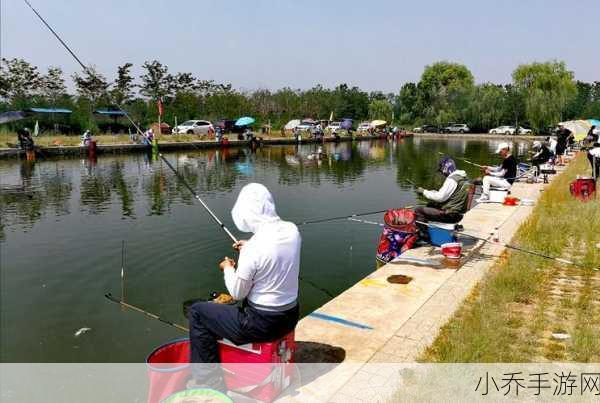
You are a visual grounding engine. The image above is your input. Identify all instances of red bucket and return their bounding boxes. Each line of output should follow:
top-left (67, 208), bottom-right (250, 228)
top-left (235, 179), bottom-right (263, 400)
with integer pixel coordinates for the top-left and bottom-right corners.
top-left (441, 242), bottom-right (462, 259)
top-left (146, 338), bottom-right (191, 403)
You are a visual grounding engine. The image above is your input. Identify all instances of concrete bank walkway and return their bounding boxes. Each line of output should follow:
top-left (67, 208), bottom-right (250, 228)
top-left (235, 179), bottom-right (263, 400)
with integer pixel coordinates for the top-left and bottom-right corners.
top-left (284, 167), bottom-right (565, 402)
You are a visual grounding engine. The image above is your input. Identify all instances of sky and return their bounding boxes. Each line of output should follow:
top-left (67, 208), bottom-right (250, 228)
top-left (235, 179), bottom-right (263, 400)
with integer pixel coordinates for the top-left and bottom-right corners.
top-left (1, 0), bottom-right (599, 93)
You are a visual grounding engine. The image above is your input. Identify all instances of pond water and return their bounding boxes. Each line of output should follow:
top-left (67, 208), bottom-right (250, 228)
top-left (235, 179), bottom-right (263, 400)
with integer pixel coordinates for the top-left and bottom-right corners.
top-left (0, 137), bottom-right (532, 362)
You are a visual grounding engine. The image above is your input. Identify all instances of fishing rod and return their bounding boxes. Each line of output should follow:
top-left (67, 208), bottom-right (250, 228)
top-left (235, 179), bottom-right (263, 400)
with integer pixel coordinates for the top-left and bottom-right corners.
top-left (25, 0), bottom-right (340, 301)
top-left (105, 293), bottom-right (189, 332)
top-left (348, 217), bottom-right (596, 270)
top-left (437, 151), bottom-right (485, 168)
top-left (23, 0), bottom-right (239, 243)
top-left (296, 209), bottom-right (389, 226)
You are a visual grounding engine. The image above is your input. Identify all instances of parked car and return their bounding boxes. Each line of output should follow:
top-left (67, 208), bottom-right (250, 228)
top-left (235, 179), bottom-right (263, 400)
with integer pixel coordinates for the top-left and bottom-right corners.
top-left (172, 120), bottom-right (213, 135)
top-left (357, 122), bottom-right (371, 133)
top-left (296, 121), bottom-right (317, 131)
top-left (441, 123), bottom-right (470, 133)
top-left (327, 121), bottom-right (342, 133)
top-left (413, 125), bottom-right (438, 133)
top-left (488, 125), bottom-right (533, 135)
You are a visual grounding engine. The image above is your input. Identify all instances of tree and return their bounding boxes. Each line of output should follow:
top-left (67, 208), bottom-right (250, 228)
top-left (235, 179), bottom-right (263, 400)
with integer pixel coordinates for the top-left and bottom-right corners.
top-left (467, 83), bottom-right (506, 130)
top-left (512, 61), bottom-right (576, 131)
top-left (110, 63), bottom-right (135, 106)
top-left (396, 83), bottom-right (419, 123)
top-left (417, 61), bottom-right (474, 125)
top-left (139, 60), bottom-right (173, 100)
top-left (72, 67), bottom-right (109, 104)
top-left (368, 99), bottom-right (393, 122)
top-left (40, 67), bottom-right (67, 106)
top-left (0, 58), bottom-right (41, 104)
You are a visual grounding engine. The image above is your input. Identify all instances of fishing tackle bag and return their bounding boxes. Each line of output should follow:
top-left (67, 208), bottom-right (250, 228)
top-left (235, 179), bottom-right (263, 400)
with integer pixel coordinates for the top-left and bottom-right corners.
top-left (376, 208), bottom-right (418, 263)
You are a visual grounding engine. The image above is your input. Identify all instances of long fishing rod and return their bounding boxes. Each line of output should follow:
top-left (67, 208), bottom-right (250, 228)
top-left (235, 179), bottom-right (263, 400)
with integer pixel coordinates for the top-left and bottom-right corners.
top-left (296, 209), bottom-right (389, 226)
top-left (25, 0), bottom-right (339, 300)
top-left (23, 0), bottom-right (239, 243)
top-left (437, 151), bottom-right (485, 168)
top-left (348, 217), bottom-right (596, 270)
top-left (105, 293), bottom-right (189, 332)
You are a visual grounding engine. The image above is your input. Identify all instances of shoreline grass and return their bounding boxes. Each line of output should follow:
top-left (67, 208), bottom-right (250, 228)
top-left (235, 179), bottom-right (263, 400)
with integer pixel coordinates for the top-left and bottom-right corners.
top-left (421, 154), bottom-right (600, 362)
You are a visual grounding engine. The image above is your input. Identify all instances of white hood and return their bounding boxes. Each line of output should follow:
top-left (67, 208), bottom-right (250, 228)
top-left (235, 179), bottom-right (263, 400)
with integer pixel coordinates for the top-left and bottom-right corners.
top-left (231, 183), bottom-right (280, 233)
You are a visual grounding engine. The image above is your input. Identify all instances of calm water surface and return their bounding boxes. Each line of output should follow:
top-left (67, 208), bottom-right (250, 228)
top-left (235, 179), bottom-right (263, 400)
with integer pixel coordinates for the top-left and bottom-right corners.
top-left (0, 137), bottom-right (531, 362)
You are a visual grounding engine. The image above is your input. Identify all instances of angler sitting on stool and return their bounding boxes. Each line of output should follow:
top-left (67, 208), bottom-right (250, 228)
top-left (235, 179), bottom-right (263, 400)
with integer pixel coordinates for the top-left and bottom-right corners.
top-left (476, 142), bottom-right (518, 203)
top-left (188, 183), bottom-right (301, 390)
top-left (414, 156), bottom-right (470, 241)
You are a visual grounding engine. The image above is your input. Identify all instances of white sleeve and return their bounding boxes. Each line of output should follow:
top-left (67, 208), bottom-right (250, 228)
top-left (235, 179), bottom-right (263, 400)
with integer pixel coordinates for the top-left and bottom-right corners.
top-left (423, 178), bottom-right (457, 203)
top-left (223, 267), bottom-right (253, 300)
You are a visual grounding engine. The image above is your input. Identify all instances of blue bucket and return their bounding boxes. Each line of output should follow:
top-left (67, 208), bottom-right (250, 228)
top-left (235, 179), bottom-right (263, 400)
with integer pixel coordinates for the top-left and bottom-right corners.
top-left (427, 223), bottom-right (456, 246)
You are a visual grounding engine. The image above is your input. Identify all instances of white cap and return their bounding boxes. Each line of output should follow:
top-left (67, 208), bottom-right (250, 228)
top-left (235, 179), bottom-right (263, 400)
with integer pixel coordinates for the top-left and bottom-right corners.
top-left (495, 142), bottom-right (510, 154)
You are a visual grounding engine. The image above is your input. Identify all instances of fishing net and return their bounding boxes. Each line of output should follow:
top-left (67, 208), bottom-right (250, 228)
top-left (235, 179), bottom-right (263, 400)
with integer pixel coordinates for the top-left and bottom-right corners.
top-left (376, 208), bottom-right (418, 263)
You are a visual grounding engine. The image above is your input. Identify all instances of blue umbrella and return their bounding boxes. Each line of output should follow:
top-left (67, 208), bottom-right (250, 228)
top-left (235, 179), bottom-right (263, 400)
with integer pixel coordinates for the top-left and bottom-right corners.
top-left (235, 116), bottom-right (255, 126)
top-left (588, 119), bottom-right (600, 127)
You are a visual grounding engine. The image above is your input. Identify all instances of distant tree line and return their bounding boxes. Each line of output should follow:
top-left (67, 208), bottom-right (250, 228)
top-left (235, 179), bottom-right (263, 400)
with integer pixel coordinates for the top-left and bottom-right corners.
top-left (1, 58), bottom-right (598, 134)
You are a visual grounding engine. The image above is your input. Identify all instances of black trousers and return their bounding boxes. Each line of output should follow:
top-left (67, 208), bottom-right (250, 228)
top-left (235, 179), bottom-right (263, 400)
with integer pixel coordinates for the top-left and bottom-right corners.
top-left (189, 301), bottom-right (299, 379)
top-left (588, 152), bottom-right (600, 178)
top-left (414, 206), bottom-right (463, 240)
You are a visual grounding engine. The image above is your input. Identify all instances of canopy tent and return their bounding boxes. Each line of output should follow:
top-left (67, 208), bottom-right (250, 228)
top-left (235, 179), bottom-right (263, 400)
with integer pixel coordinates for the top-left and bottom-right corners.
top-left (235, 116), bottom-right (255, 126)
top-left (558, 119), bottom-right (592, 141)
top-left (28, 107), bottom-right (72, 114)
top-left (93, 109), bottom-right (128, 117)
top-left (284, 119), bottom-right (301, 130)
top-left (371, 120), bottom-right (387, 127)
top-left (0, 111), bottom-right (27, 124)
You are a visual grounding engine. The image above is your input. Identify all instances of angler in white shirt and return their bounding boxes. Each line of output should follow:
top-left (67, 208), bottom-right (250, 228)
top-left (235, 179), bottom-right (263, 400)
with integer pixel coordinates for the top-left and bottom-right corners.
top-left (188, 183), bottom-right (301, 388)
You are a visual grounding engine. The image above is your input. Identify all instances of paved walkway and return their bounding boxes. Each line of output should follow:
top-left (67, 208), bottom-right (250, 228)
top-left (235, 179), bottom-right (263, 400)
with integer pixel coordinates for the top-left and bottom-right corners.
top-left (282, 167), bottom-right (565, 402)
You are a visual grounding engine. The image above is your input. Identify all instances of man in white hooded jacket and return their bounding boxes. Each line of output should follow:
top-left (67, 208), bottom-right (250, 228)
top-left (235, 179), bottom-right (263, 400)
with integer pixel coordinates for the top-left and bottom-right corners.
top-left (188, 183), bottom-right (301, 387)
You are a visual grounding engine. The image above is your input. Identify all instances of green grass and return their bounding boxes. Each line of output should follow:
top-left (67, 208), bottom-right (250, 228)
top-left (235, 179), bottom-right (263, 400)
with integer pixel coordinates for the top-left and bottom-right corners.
top-left (421, 154), bottom-right (600, 363)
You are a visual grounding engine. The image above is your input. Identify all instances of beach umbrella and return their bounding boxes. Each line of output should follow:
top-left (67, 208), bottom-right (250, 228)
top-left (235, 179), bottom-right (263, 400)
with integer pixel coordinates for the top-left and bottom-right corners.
top-left (588, 119), bottom-right (600, 127)
top-left (302, 118), bottom-right (317, 124)
top-left (284, 119), bottom-right (301, 130)
top-left (371, 120), bottom-right (387, 127)
top-left (235, 116), bottom-right (255, 126)
top-left (559, 120), bottom-right (591, 141)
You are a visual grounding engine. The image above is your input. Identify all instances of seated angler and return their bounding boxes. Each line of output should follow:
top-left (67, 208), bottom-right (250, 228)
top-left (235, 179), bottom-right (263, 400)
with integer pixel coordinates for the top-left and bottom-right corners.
top-left (476, 142), bottom-right (518, 203)
top-left (415, 156), bottom-right (470, 241)
top-left (530, 140), bottom-right (551, 170)
top-left (188, 183), bottom-right (301, 390)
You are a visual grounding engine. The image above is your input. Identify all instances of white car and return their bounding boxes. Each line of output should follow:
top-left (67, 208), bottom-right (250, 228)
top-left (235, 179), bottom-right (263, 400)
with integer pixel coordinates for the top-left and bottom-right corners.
top-left (172, 120), bottom-right (213, 135)
top-left (442, 123), bottom-right (470, 133)
top-left (357, 122), bottom-right (371, 133)
top-left (296, 121), bottom-right (316, 131)
top-left (327, 121), bottom-right (342, 133)
top-left (489, 125), bottom-right (532, 135)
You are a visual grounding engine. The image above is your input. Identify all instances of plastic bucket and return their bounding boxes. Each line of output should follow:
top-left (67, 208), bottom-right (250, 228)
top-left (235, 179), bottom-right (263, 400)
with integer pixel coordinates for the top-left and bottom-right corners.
top-left (427, 223), bottom-right (456, 247)
top-left (146, 338), bottom-right (191, 403)
top-left (441, 242), bottom-right (462, 259)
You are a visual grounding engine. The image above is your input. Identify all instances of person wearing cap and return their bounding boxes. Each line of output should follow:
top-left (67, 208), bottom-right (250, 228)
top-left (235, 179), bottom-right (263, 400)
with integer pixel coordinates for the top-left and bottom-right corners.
top-left (188, 183), bottom-right (300, 390)
top-left (477, 142), bottom-right (518, 203)
top-left (530, 140), bottom-right (551, 171)
top-left (414, 156), bottom-right (470, 241)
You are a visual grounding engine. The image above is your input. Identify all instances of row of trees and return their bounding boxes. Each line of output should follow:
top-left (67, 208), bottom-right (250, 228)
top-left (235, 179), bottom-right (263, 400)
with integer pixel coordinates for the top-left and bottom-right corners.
top-left (1, 58), bottom-right (598, 134)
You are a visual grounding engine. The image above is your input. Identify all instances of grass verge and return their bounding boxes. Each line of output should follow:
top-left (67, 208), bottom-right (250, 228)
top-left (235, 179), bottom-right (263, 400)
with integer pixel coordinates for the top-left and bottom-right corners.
top-left (421, 154), bottom-right (600, 362)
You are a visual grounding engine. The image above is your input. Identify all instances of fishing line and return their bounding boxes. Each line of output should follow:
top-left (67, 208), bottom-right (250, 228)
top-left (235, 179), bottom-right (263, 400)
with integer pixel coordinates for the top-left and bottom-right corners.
top-left (348, 218), bottom-right (597, 270)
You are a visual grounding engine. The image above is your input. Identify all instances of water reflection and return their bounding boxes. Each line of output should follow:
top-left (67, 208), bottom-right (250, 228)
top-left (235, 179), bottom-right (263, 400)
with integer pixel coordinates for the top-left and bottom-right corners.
top-left (0, 138), bottom-right (531, 236)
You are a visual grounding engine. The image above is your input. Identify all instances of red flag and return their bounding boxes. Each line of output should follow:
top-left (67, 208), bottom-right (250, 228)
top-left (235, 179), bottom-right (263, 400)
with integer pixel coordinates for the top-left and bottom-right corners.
top-left (157, 97), bottom-right (164, 117)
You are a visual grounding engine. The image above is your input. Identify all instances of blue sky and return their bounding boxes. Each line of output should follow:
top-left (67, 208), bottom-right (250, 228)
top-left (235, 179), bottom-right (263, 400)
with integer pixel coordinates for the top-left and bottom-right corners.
top-left (2, 0), bottom-right (599, 92)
